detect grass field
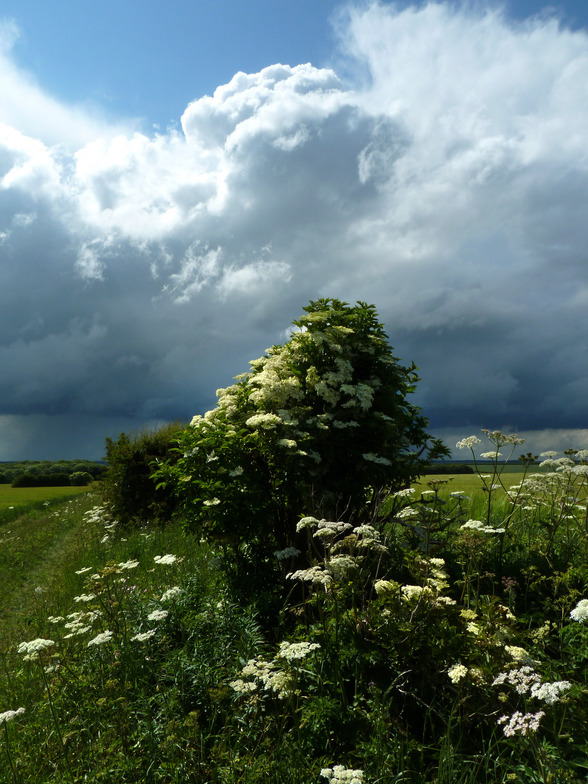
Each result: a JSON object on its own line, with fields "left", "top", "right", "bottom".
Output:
{"left": 0, "top": 483, "right": 93, "bottom": 510}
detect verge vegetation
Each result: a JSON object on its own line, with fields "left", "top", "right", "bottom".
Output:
{"left": 0, "top": 300, "right": 586, "bottom": 783}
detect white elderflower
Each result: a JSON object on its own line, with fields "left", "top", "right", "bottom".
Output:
{"left": 147, "top": 609, "right": 169, "bottom": 622}
{"left": 456, "top": 436, "right": 482, "bottom": 449}
{"left": 230, "top": 678, "right": 258, "bottom": 694}
{"left": 154, "top": 554, "right": 177, "bottom": 565}
{"left": 0, "top": 707, "right": 25, "bottom": 724}
{"left": 296, "top": 516, "right": 320, "bottom": 532}
{"left": 321, "top": 765, "right": 364, "bottom": 783}
{"left": 87, "top": 630, "right": 113, "bottom": 647}
{"left": 530, "top": 680, "right": 571, "bottom": 705}
{"left": 228, "top": 466, "right": 244, "bottom": 477}
{"left": 160, "top": 586, "right": 183, "bottom": 601}
{"left": 447, "top": 663, "right": 468, "bottom": 684}
{"left": 131, "top": 630, "right": 157, "bottom": 642}
{"left": 374, "top": 579, "right": 396, "bottom": 596}
{"left": 287, "top": 566, "right": 332, "bottom": 588}
{"left": 17, "top": 638, "right": 55, "bottom": 661}
{"left": 504, "top": 645, "right": 533, "bottom": 663}
{"left": 203, "top": 498, "right": 221, "bottom": 506}
{"left": 498, "top": 711, "right": 545, "bottom": 737}
{"left": 570, "top": 598, "right": 588, "bottom": 622}
{"left": 73, "top": 594, "right": 96, "bottom": 603}
{"left": 118, "top": 560, "right": 140, "bottom": 570}
{"left": 278, "top": 438, "right": 298, "bottom": 448}
{"left": 245, "top": 412, "right": 282, "bottom": 429}
{"left": 394, "top": 487, "right": 415, "bottom": 498}
{"left": 277, "top": 641, "right": 320, "bottom": 661}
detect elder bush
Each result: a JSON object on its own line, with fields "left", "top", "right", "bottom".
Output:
{"left": 154, "top": 299, "right": 447, "bottom": 566}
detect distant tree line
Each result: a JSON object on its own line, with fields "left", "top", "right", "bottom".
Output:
{"left": 0, "top": 460, "right": 106, "bottom": 487}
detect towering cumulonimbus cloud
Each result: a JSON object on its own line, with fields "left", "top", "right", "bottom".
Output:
{"left": 1, "top": 3, "right": 588, "bottom": 458}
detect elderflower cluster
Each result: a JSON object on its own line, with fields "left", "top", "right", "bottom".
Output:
{"left": 87, "top": 630, "right": 113, "bottom": 647}
{"left": 498, "top": 711, "right": 545, "bottom": 737}
{"left": 153, "top": 554, "right": 177, "bottom": 566}
{"left": 447, "top": 663, "right": 468, "bottom": 684}
{"left": 493, "top": 666, "right": 571, "bottom": 704}
{"left": 234, "top": 657, "right": 295, "bottom": 699}
{"left": 321, "top": 765, "right": 364, "bottom": 783}
{"left": 277, "top": 641, "right": 320, "bottom": 662}
{"left": 570, "top": 598, "right": 588, "bottom": 622}
{"left": 460, "top": 520, "right": 505, "bottom": 534}
{"left": 0, "top": 707, "right": 25, "bottom": 724}
{"left": 17, "top": 638, "right": 55, "bottom": 661}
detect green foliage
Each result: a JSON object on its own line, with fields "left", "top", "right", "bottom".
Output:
{"left": 102, "top": 422, "right": 185, "bottom": 527}
{"left": 0, "top": 435, "right": 588, "bottom": 782}
{"left": 69, "top": 471, "right": 94, "bottom": 486}
{"left": 12, "top": 472, "right": 72, "bottom": 487}
{"left": 155, "top": 299, "right": 447, "bottom": 564}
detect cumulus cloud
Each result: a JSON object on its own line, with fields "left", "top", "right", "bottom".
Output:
{"left": 1, "top": 2, "right": 588, "bottom": 458}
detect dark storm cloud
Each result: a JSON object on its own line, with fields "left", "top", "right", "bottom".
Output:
{"left": 1, "top": 4, "right": 588, "bottom": 458}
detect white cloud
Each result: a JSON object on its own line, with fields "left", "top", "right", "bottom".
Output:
{"left": 2, "top": 2, "right": 588, "bottom": 458}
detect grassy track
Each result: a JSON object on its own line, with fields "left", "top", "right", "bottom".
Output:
{"left": 0, "top": 493, "right": 100, "bottom": 650}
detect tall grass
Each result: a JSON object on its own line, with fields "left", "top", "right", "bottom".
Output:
{"left": 0, "top": 446, "right": 587, "bottom": 783}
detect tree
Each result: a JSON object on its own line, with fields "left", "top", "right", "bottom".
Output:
{"left": 155, "top": 299, "right": 448, "bottom": 560}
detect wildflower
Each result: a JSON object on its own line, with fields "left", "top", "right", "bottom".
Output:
{"left": 287, "top": 566, "right": 332, "bottom": 589}
{"left": 447, "top": 663, "right": 468, "bottom": 684}
{"left": 401, "top": 585, "right": 434, "bottom": 602}
{"left": 296, "top": 516, "right": 321, "bottom": 531}
{"left": 321, "top": 765, "right": 364, "bottom": 783}
{"left": 530, "top": 680, "right": 571, "bottom": 705}
{"left": 118, "top": 560, "right": 139, "bottom": 570}
{"left": 87, "top": 630, "right": 113, "bottom": 647}
{"left": 504, "top": 645, "right": 533, "bottom": 663}
{"left": 481, "top": 451, "right": 502, "bottom": 459}
{"left": 228, "top": 466, "right": 244, "bottom": 476}
{"left": 456, "top": 436, "right": 482, "bottom": 449}
{"left": 131, "top": 630, "right": 157, "bottom": 642}
{"left": 160, "top": 586, "right": 183, "bottom": 601}
{"left": 394, "top": 488, "right": 415, "bottom": 498}
{"left": 245, "top": 412, "right": 282, "bottom": 429}
{"left": 17, "top": 638, "right": 55, "bottom": 661}
{"left": 147, "top": 609, "right": 169, "bottom": 622}
{"left": 493, "top": 666, "right": 541, "bottom": 694}
{"left": 0, "top": 708, "right": 25, "bottom": 724}
{"left": 75, "top": 567, "right": 93, "bottom": 575}
{"left": 47, "top": 616, "right": 65, "bottom": 624}
{"left": 230, "top": 678, "right": 257, "bottom": 694}
{"left": 203, "top": 498, "right": 221, "bottom": 506}
{"left": 374, "top": 579, "right": 397, "bottom": 596}
{"left": 73, "top": 594, "right": 96, "bottom": 603}
{"left": 277, "top": 641, "right": 320, "bottom": 661}
{"left": 498, "top": 711, "right": 545, "bottom": 737}
{"left": 154, "top": 554, "right": 177, "bottom": 565}
{"left": 278, "top": 438, "right": 298, "bottom": 448}
{"left": 570, "top": 598, "right": 588, "bottom": 622}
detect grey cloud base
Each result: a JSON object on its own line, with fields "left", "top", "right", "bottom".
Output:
{"left": 1, "top": 4, "right": 588, "bottom": 458}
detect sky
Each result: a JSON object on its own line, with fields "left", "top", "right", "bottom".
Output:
{"left": 2, "top": 0, "right": 588, "bottom": 460}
